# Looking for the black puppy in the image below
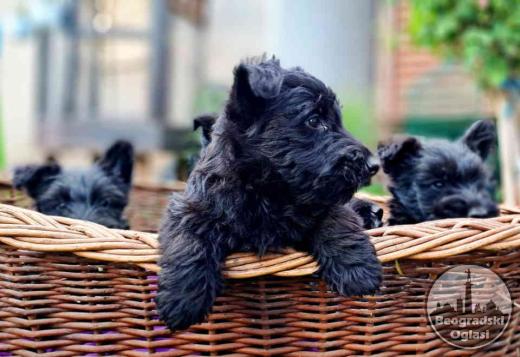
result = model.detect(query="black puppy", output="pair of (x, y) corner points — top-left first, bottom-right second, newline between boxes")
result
(185, 114), (217, 176)
(157, 57), (382, 331)
(191, 113), (383, 229)
(14, 140), (134, 229)
(378, 120), (499, 225)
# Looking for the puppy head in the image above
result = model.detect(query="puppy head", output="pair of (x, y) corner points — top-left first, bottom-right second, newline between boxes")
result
(379, 120), (498, 221)
(221, 56), (378, 206)
(14, 140), (134, 228)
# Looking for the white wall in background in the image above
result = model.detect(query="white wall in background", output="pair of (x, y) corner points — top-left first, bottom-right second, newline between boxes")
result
(202, 0), (375, 106)
(0, 0), (377, 164)
(0, 0), (41, 167)
(265, 0), (375, 96)
(205, 0), (269, 86)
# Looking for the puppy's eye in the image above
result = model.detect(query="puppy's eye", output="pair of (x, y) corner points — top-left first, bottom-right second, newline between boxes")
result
(101, 199), (111, 207)
(307, 117), (319, 128)
(433, 181), (444, 189)
(306, 117), (328, 131)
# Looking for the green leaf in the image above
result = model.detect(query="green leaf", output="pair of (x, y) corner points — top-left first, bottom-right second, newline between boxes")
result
(407, 0), (520, 89)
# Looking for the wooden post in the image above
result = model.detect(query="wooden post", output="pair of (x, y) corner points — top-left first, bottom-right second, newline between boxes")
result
(495, 91), (520, 205)
(150, 0), (171, 124)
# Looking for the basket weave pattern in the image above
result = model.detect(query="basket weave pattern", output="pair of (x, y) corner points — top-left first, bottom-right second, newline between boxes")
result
(1, 183), (520, 355)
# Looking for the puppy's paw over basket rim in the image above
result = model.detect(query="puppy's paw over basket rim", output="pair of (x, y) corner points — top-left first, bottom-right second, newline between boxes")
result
(1, 203), (520, 277)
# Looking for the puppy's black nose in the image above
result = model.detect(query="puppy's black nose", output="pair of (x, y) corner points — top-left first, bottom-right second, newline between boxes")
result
(367, 157), (380, 176)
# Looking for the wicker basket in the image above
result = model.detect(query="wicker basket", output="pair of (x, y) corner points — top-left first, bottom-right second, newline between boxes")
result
(1, 181), (520, 356)
(0, 179), (186, 233)
(126, 182), (185, 232)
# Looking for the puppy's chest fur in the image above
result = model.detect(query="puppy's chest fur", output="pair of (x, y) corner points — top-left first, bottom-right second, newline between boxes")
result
(174, 173), (322, 256)
(235, 182), (321, 253)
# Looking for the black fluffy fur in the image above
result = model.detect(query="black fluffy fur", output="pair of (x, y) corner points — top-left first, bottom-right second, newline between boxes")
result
(378, 120), (499, 225)
(157, 57), (382, 331)
(13, 140), (134, 229)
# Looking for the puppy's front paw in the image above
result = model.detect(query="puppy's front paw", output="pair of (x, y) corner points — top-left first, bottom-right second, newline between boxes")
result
(349, 198), (384, 229)
(156, 246), (222, 331)
(314, 226), (383, 297)
(365, 204), (383, 229)
(155, 284), (211, 331)
(321, 258), (382, 297)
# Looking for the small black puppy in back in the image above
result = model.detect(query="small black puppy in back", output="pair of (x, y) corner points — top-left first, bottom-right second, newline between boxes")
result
(14, 140), (134, 229)
(378, 120), (499, 225)
(193, 114), (216, 148)
(186, 114), (217, 176)
(157, 57), (382, 331)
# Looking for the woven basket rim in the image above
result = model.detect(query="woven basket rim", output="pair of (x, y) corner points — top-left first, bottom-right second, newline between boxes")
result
(1, 199), (519, 278)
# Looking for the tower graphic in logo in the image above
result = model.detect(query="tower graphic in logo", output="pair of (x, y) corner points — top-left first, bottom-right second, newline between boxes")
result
(427, 265), (512, 349)
(464, 269), (472, 314)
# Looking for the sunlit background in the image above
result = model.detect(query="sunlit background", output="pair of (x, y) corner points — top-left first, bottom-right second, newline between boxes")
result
(0, 0), (517, 201)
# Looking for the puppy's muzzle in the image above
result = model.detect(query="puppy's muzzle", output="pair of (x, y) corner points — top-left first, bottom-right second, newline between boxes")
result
(339, 148), (378, 186)
(434, 196), (498, 219)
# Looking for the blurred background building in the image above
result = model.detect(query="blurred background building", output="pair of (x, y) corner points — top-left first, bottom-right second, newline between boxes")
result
(0, 0), (495, 187)
(377, 1), (492, 136)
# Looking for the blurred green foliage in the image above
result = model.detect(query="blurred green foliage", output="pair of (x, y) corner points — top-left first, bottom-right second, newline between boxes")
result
(341, 96), (386, 196)
(193, 85), (227, 116)
(408, 0), (520, 88)
(360, 183), (388, 196)
(341, 98), (378, 150)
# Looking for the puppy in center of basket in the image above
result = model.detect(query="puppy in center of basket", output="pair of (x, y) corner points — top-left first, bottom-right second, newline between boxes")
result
(157, 57), (382, 331)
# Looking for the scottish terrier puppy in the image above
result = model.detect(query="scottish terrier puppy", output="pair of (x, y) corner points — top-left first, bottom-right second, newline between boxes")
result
(378, 120), (499, 225)
(14, 140), (134, 229)
(157, 57), (382, 331)
(191, 113), (383, 229)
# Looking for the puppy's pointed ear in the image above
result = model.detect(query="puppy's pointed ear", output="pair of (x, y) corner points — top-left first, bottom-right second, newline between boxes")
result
(235, 61), (283, 99)
(378, 136), (422, 177)
(228, 58), (283, 127)
(97, 140), (134, 185)
(193, 114), (216, 147)
(460, 120), (496, 160)
(13, 164), (61, 199)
